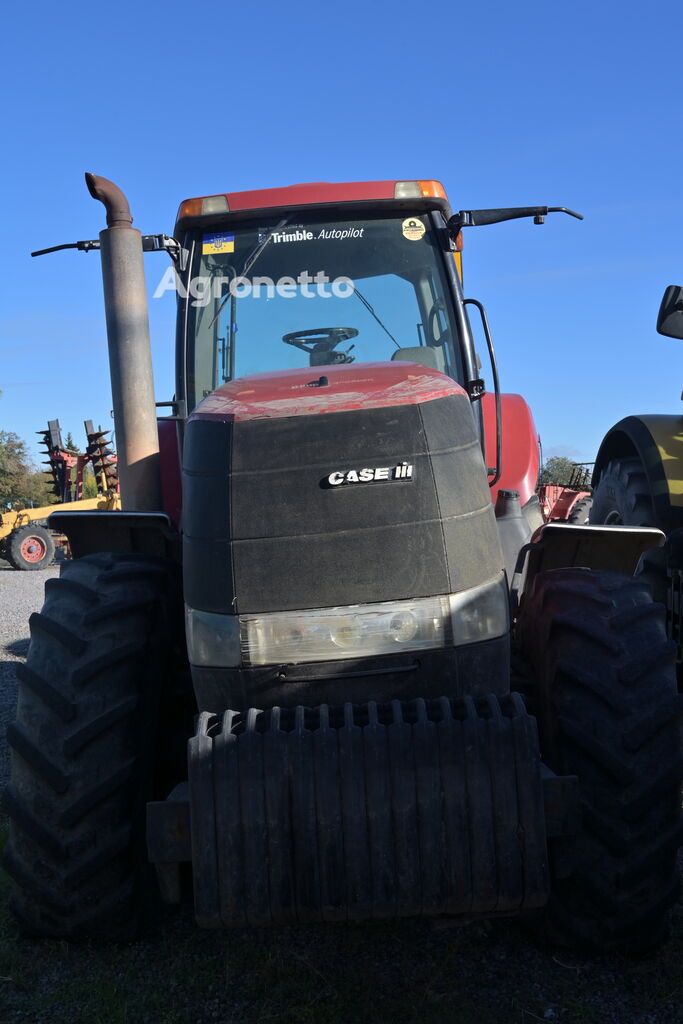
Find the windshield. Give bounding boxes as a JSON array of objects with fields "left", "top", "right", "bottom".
[{"left": 185, "top": 211, "right": 463, "bottom": 409}]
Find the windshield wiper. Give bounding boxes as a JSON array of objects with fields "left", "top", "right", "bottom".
[
  {"left": 352, "top": 285, "right": 400, "bottom": 348},
  {"left": 207, "top": 217, "right": 289, "bottom": 332}
]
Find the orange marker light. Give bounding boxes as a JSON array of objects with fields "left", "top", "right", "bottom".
[
  {"left": 176, "top": 195, "right": 230, "bottom": 221},
  {"left": 417, "top": 180, "right": 448, "bottom": 200},
  {"left": 176, "top": 198, "right": 203, "bottom": 220}
]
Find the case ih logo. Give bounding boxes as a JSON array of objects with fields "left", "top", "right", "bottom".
[{"left": 326, "top": 463, "right": 414, "bottom": 486}]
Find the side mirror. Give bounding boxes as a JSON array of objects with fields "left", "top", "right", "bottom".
[{"left": 656, "top": 285, "right": 683, "bottom": 338}]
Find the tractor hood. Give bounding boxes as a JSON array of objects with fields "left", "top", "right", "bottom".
[
  {"left": 182, "top": 359, "right": 503, "bottom": 619},
  {"left": 190, "top": 362, "right": 464, "bottom": 424}
]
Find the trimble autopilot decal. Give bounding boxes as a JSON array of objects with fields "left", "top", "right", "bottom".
[
  {"left": 264, "top": 227, "right": 365, "bottom": 244},
  {"left": 325, "top": 462, "right": 414, "bottom": 487}
]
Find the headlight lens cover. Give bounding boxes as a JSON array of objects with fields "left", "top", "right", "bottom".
[
  {"left": 240, "top": 595, "right": 450, "bottom": 666},
  {"left": 186, "top": 573, "right": 508, "bottom": 668},
  {"left": 185, "top": 608, "right": 241, "bottom": 668},
  {"left": 448, "top": 573, "right": 509, "bottom": 646}
]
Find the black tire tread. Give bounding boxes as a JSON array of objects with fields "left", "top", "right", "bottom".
[
  {"left": 6, "top": 722, "right": 70, "bottom": 793},
  {"left": 28, "top": 612, "right": 86, "bottom": 655},
  {"left": 15, "top": 663, "right": 76, "bottom": 722},
  {"left": 70, "top": 641, "right": 150, "bottom": 687},
  {"left": 623, "top": 692, "right": 683, "bottom": 750},
  {"left": 553, "top": 658, "right": 625, "bottom": 713},
  {"left": 567, "top": 497, "right": 592, "bottom": 524},
  {"left": 2, "top": 785, "right": 66, "bottom": 860},
  {"left": 3, "top": 552, "right": 185, "bottom": 941},
  {"left": 517, "top": 567, "right": 682, "bottom": 953},
  {"left": 62, "top": 695, "right": 139, "bottom": 756},
  {"left": 591, "top": 456, "right": 658, "bottom": 527},
  {"left": 58, "top": 758, "right": 137, "bottom": 829}
]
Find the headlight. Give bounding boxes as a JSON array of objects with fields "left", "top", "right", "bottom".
[
  {"left": 448, "top": 573, "right": 509, "bottom": 646},
  {"left": 240, "top": 596, "right": 449, "bottom": 666},
  {"left": 185, "top": 608, "right": 240, "bottom": 668},
  {"left": 186, "top": 573, "right": 508, "bottom": 668}
]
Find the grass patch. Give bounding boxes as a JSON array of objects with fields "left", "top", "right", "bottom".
[{"left": 1, "top": 819, "right": 681, "bottom": 1024}]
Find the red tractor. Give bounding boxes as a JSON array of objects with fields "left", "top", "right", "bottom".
[{"left": 4, "top": 176, "right": 680, "bottom": 953}]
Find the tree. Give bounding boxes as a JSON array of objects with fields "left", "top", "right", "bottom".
[
  {"left": 539, "top": 455, "right": 581, "bottom": 486},
  {"left": 81, "top": 464, "right": 99, "bottom": 499},
  {"left": 0, "top": 431, "right": 59, "bottom": 508},
  {"left": 0, "top": 432, "right": 32, "bottom": 507},
  {"left": 26, "top": 469, "right": 61, "bottom": 507},
  {"left": 64, "top": 431, "right": 80, "bottom": 454}
]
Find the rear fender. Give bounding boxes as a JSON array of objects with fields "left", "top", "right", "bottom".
[
  {"left": 482, "top": 392, "right": 539, "bottom": 506},
  {"left": 593, "top": 415, "right": 683, "bottom": 530}
]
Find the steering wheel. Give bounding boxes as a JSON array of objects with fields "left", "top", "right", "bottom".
[{"left": 283, "top": 327, "right": 358, "bottom": 366}]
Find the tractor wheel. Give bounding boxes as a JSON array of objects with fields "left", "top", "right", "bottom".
[
  {"left": 567, "top": 497, "right": 592, "bottom": 524},
  {"left": 590, "top": 456, "right": 656, "bottom": 526},
  {"left": 2, "top": 552, "right": 188, "bottom": 941},
  {"left": 517, "top": 568, "right": 682, "bottom": 953},
  {"left": 6, "top": 524, "right": 55, "bottom": 571}
]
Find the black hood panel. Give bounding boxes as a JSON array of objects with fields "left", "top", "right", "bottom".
[{"left": 183, "top": 394, "right": 503, "bottom": 614}]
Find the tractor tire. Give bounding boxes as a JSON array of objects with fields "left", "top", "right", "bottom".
[
  {"left": 2, "top": 551, "right": 187, "bottom": 941},
  {"left": 590, "top": 456, "right": 656, "bottom": 526},
  {"left": 6, "top": 524, "right": 55, "bottom": 571},
  {"left": 517, "top": 568, "right": 682, "bottom": 953},
  {"left": 567, "top": 497, "right": 592, "bottom": 524}
]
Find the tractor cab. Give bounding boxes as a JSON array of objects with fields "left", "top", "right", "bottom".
[{"left": 173, "top": 181, "right": 471, "bottom": 413}]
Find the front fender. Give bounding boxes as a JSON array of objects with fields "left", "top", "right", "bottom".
[{"left": 48, "top": 510, "right": 181, "bottom": 561}]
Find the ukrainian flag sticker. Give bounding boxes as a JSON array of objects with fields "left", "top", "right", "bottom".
[{"left": 202, "top": 232, "right": 234, "bottom": 255}]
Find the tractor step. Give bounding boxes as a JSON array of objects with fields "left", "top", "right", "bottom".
[{"left": 148, "top": 694, "right": 578, "bottom": 928}]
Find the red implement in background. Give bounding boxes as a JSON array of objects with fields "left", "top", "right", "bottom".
[{"left": 537, "top": 464, "right": 593, "bottom": 523}]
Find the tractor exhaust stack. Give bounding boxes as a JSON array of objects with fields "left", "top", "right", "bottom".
[{"left": 86, "top": 172, "right": 161, "bottom": 511}]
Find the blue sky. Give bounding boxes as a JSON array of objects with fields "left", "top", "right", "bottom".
[{"left": 2, "top": 0, "right": 682, "bottom": 466}]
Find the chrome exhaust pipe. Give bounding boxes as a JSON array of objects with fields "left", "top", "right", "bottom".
[{"left": 86, "top": 172, "right": 161, "bottom": 511}]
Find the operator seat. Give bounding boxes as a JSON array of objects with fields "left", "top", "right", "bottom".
[{"left": 391, "top": 346, "right": 443, "bottom": 371}]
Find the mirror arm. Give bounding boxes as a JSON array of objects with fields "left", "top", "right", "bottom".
[{"left": 448, "top": 206, "right": 583, "bottom": 238}]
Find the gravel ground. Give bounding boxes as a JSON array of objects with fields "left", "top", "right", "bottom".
[
  {"left": 0, "top": 559, "right": 681, "bottom": 1024},
  {"left": 0, "top": 558, "right": 60, "bottom": 790}
]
